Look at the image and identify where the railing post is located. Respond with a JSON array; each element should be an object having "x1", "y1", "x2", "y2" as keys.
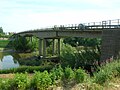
[
  {"x1": 102, "y1": 21, "x2": 106, "y2": 28},
  {"x1": 109, "y1": 20, "x2": 111, "y2": 28}
]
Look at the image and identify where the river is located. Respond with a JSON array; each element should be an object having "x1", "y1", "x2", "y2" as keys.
[{"x1": 0, "y1": 51, "x2": 39, "y2": 70}]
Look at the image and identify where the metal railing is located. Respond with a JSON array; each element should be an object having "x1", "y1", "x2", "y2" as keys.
[
  {"x1": 50, "y1": 19, "x2": 120, "y2": 30},
  {"x1": 18, "y1": 19, "x2": 120, "y2": 34}
]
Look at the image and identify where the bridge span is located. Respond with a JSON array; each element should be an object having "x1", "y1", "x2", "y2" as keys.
[{"x1": 16, "y1": 19, "x2": 120, "y2": 63}]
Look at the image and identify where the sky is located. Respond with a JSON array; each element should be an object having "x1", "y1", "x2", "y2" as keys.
[{"x1": 0, "y1": 0, "x2": 120, "y2": 32}]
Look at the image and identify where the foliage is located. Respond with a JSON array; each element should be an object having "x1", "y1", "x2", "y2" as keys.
[
  {"x1": 63, "y1": 67, "x2": 75, "y2": 81},
  {"x1": 0, "y1": 61, "x2": 120, "y2": 89},
  {"x1": 0, "y1": 65, "x2": 54, "y2": 74},
  {"x1": 60, "y1": 43, "x2": 100, "y2": 69},
  {"x1": 50, "y1": 65, "x2": 64, "y2": 83},
  {"x1": 0, "y1": 78, "x2": 12, "y2": 90},
  {"x1": 32, "y1": 71, "x2": 52, "y2": 90},
  {"x1": 0, "y1": 27, "x2": 3, "y2": 34},
  {"x1": 75, "y1": 68, "x2": 88, "y2": 83},
  {"x1": 94, "y1": 60, "x2": 120, "y2": 85},
  {"x1": 94, "y1": 69, "x2": 109, "y2": 85},
  {"x1": 60, "y1": 44, "x2": 77, "y2": 68},
  {"x1": 11, "y1": 36, "x2": 38, "y2": 52},
  {"x1": 13, "y1": 73, "x2": 30, "y2": 90},
  {"x1": 0, "y1": 40, "x2": 10, "y2": 48},
  {"x1": 63, "y1": 37, "x2": 101, "y2": 47}
]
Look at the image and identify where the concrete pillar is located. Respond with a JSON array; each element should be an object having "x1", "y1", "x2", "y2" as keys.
[
  {"x1": 43, "y1": 39, "x2": 46, "y2": 57},
  {"x1": 52, "y1": 39, "x2": 55, "y2": 56},
  {"x1": 39, "y1": 38, "x2": 43, "y2": 56},
  {"x1": 30, "y1": 37, "x2": 32, "y2": 42},
  {"x1": 58, "y1": 38, "x2": 60, "y2": 56},
  {"x1": 100, "y1": 29, "x2": 120, "y2": 63}
]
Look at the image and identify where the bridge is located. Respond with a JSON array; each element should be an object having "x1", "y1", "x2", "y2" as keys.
[{"x1": 17, "y1": 19, "x2": 120, "y2": 63}]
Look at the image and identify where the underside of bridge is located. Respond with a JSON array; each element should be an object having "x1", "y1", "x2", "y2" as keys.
[
  {"x1": 38, "y1": 38, "x2": 61, "y2": 58},
  {"x1": 18, "y1": 29, "x2": 120, "y2": 64}
]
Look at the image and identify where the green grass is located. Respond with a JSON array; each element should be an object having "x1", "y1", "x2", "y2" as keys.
[
  {"x1": 0, "y1": 40, "x2": 10, "y2": 48},
  {"x1": 0, "y1": 65, "x2": 54, "y2": 74}
]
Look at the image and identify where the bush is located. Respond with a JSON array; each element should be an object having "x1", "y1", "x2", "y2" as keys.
[
  {"x1": 31, "y1": 71, "x2": 52, "y2": 90},
  {"x1": 0, "y1": 78, "x2": 12, "y2": 90},
  {"x1": 0, "y1": 65, "x2": 54, "y2": 74},
  {"x1": 13, "y1": 73, "x2": 31, "y2": 90},
  {"x1": 0, "y1": 40, "x2": 10, "y2": 48},
  {"x1": 94, "y1": 60, "x2": 120, "y2": 85},
  {"x1": 50, "y1": 65, "x2": 64, "y2": 83},
  {"x1": 94, "y1": 70, "x2": 109, "y2": 85},
  {"x1": 63, "y1": 67, "x2": 75, "y2": 81},
  {"x1": 75, "y1": 68, "x2": 88, "y2": 83},
  {"x1": 60, "y1": 44, "x2": 77, "y2": 68}
]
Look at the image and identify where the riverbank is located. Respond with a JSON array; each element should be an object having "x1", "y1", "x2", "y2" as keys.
[
  {"x1": 0, "y1": 39, "x2": 11, "y2": 48},
  {"x1": 0, "y1": 48, "x2": 14, "y2": 52}
]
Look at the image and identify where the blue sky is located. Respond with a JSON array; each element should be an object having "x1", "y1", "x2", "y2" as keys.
[{"x1": 0, "y1": 0, "x2": 120, "y2": 32}]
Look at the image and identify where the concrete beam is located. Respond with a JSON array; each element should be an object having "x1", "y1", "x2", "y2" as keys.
[
  {"x1": 57, "y1": 30, "x2": 102, "y2": 38},
  {"x1": 18, "y1": 30, "x2": 102, "y2": 38}
]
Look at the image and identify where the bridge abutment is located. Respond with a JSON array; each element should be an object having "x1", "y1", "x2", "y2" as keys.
[{"x1": 101, "y1": 29, "x2": 120, "y2": 63}]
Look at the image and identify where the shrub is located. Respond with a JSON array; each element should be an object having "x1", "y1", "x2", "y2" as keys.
[
  {"x1": 0, "y1": 65, "x2": 53, "y2": 74},
  {"x1": 63, "y1": 67, "x2": 75, "y2": 81},
  {"x1": 13, "y1": 73, "x2": 31, "y2": 90},
  {"x1": 60, "y1": 44, "x2": 77, "y2": 68},
  {"x1": 50, "y1": 65, "x2": 64, "y2": 83},
  {"x1": 94, "y1": 70, "x2": 109, "y2": 85},
  {"x1": 32, "y1": 71, "x2": 52, "y2": 90},
  {"x1": 94, "y1": 60, "x2": 120, "y2": 85},
  {"x1": 75, "y1": 68, "x2": 88, "y2": 83},
  {"x1": 0, "y1": 78, "x2": 12, "y2": 90}
]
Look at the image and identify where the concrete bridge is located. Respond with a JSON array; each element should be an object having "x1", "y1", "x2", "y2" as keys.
[{"x1": 16, "y1": 19, "x2": 120, "y2": 62}]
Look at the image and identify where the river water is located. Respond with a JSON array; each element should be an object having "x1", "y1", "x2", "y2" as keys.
[{"x1": 0, "y1": 51, "x2": 38, "y2": 70}]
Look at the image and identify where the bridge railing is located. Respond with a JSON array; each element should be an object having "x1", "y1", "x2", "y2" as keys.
[{"x1": 18, "y1": 19, "x2": 120, "y2": 34}]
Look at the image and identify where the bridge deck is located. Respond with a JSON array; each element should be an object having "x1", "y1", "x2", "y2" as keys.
[{"x1": 18, "y1": 19, "x2": 120, "y2": 34}]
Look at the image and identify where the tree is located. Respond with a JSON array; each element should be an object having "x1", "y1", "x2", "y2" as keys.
[
  {"x1": 0, "y1": 27, "x2": 3, "y2": 33},
  {"x1": 63, "y1": 37, "x2": 101, "y2": 47},
  {"x1": 11, "y1": 35, "x2": 38, "y2": 52}
]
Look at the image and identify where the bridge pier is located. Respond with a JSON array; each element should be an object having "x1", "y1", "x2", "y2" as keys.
[
  {"x1": 58, "y1": 38, "x2": 60, "y2": 56},
  {"x1": 52, "y1": 39, "x2": 55, "y2": 56},
  {"x1": 39, "y1": 38, "x2": 43, "y2": 56},
  {"x1": 43, "y1": 39, "x2": 47, "y2": 57},
  {"x1": 101, "y1": 29, "x2": 120, "y2": 63},
  {"x1": 38, "y1": 38, "x2": 61, "y2": 58}
]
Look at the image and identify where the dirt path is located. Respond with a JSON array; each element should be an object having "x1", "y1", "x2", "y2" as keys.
[{"x1": 0, "y1": 74, "x2": 14, "y2": 79}]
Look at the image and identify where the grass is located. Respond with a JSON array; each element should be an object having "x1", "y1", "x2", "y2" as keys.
[
  {"x1": 0, "y1": 65, "x2": 54, "y2": 74},
  {"x1": 0, "y1": 40, "x2": 10, "y2": 48}
]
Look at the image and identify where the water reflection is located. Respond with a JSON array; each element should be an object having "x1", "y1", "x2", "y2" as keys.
[
  {"x1": 0, "y1": 51, "x2": 40, "y2": 70},
  {"x1": 0, "y1": 54, "x2": 19, "y2": 70}
]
